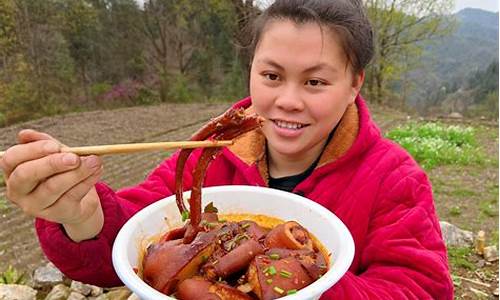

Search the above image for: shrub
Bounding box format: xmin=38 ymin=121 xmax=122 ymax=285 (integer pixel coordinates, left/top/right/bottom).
xmin=167 ymin=74 xmax=201 ymax=103
xmin=91 ymin=82 xmax=112 ymax=99
xmin=93 ymin=79 xmax=159 ymax=107
xmin=386 ymin=122 xmax=485 ymax=169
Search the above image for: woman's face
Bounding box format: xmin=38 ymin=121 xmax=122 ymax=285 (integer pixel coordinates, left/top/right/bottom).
xmin=250 ymin=20 xmax=363 ymax=161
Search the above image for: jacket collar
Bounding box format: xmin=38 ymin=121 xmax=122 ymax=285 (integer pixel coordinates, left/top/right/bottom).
xmin=225 ymin=95 xmax=379 ymax=182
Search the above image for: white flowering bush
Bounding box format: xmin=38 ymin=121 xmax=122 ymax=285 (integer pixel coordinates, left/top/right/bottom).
xmin=386 ymin=122 xmax=484 ymax=169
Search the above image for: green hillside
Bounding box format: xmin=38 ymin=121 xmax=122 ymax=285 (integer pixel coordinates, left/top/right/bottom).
xmin=408 ymin=8 xmax=499 ymax=115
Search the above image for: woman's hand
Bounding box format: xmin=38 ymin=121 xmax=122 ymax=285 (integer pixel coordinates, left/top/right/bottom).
xmin=0 ymin=129 xmax=104 ymax=242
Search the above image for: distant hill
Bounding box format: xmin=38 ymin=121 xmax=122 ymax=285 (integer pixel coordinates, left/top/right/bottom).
xmin=408 ymin=8 xmax=499 ymax=113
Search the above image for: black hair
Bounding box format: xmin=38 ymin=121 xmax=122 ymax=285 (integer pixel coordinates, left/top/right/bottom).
xmin=249 ymin=0 xmax=374 ymax=74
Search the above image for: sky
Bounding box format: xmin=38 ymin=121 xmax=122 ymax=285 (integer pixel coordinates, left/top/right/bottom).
xmin=452 ymin=0 xmax=499 ymax=13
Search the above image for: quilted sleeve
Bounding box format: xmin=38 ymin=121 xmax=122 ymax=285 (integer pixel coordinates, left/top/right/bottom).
xmin=35 ymin=150 xmax=201 ymax=287
xmin=323 ymin=159 xmax=453 ymax=299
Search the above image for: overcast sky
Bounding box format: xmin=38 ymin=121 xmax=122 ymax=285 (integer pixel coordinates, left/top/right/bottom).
xmin=452 ymin=0 xmax=499 ymax=13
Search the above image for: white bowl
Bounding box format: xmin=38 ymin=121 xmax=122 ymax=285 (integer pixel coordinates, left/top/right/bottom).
xmin=112 ymin=185 xmax=354 ymax=300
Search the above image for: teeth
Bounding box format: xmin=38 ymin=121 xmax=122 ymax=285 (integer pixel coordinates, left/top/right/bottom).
xmin=275 ymin=120 xmax=305 ymax=130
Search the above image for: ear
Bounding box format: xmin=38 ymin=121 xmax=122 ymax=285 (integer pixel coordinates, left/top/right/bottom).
xmin=349 ymin=70 xmax=365 ymax=103
xmin=352 ymin=70 xmax=365 ymax=93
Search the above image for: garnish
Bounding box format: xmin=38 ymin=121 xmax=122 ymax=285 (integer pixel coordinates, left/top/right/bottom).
xmin=181 ymin=211 xmax=190 ymax=222
xmin=203 ymin=202 xmax=218 ymax=213
xmin=267 ymin=266 xmax=277 ymax=276
xmin=273 ymin=286 xmax=284 ymax=295
xmin=279 ymin=270 xmax=292 ymax=278
xmin=269 ymin=253 xmax=280 ymax=260
xmin=234 ymin=233 xmax=249 ymax=243
xmin=287 ymin=289 xmax=298 ymax=295
xmin=204 ymin=222 xmax=217 ymax=229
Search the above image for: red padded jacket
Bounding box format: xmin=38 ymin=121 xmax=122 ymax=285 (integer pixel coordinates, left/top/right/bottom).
xmin=36 ymin=95 xmax=453 ymax=299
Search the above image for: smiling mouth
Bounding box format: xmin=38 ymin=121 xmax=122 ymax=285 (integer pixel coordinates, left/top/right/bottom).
xmin=272 ymin=119 xmax=309 ymax=130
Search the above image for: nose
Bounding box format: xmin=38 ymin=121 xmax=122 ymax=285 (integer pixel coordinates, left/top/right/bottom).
xmin=274 ymin=84 xmax=305 ymax=112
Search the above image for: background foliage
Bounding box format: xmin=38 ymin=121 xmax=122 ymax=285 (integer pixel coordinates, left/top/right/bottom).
xmin=0 ymin=0 xmax=497 ymax=126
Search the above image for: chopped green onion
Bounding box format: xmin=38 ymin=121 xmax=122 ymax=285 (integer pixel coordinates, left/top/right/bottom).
xmin=273 ymin=286 xmax=284 ymax=294
xmin=269 ymin=253 xmax=280 ymax=260
xmin=279 ymin=270 xmax=292 ymax=278
xmin=206 ymin=222 xmax=217 ymax=228
xmin=266 ymin=279 xmax=273 ymax=284
xmin=287 ymin=289 xmax=297 ymax=295
xmin=241 ymin=222 xmax=251 ymax=229
xmin=234 ymin=233 xmax=249 ymax=242
xmin=181 ymin=211 xmax=190 ymax=222
xmin=268 ymin=266 xmax=277 ymax=276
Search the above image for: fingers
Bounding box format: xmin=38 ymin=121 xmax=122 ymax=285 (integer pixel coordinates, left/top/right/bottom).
xmin=2 ymin=129 xmax=106 ymax=228
xmin=15 ymin=156 xmax=102 ymax=216
xmin=6 ymin=152 xmax=82 ymax=197
xmin=0 ymin=140 xmax=61 ymax=177
xmin=38 ymin=169 xmax=103 ymax=224
xmin=17 ymin=129 xmax=58 ymax=144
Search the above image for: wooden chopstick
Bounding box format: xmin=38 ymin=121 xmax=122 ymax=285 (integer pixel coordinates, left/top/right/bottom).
xmin=0 ymin=140 xmax=233 ymax=158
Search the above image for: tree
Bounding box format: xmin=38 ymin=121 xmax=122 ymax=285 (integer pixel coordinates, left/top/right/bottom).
xmin=141 ymin=0 xmax=177 ymax=101
xmin=90 ymin=0 xmax=145 ymax=82
xmin=363 ymin=0 xmax=454 ymax=105
xmin=0 ymin=0 xmax=75 ymax=124
xmin=59 ymin=0 xmax=100 ymax=101
xmin=0 ymin=0 xmax=17 ymax=69
xmin=141 ymin=0 xmax=242 ymax=102
xmin=230 ymin=0 xmax=259 ymax=71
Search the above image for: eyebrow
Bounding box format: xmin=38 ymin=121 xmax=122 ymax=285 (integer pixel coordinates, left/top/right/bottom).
xmin=258 ymin=58 xmax=338 ymax=74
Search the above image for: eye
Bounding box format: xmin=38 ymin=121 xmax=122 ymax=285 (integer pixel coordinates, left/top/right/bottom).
xmin=264 ymin=73 xmax=279 ymax=81
xmin=306 ymin=79 xmax=325 ymax=86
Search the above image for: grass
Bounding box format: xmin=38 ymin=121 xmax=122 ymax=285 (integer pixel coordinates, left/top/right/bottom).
xmin=447 ymin=247 xmax=475 ymax=271
xmin=450 ymin=188 xmax=477 ymax=198
xmin=386 ymin=122 xmax=485 ymax=169
xmin=491 ymin=230 xmax=499 ymax=247
xmin=430 ymin=177 xmax=446 ymax=194
xmin=479 ymin=183 xmax=499 ymax=219
xmin=0 ymin=266 xmax=25 ymax=284
xmin=479 ymin=200 xmax=498 ymax=218
xmin=448 ymin=206 xmax=462 ymax=216
xmin=0 ymin=197 xmax=7 ymax=210
xmin=488 ymin=183 xmax=499 ymax=199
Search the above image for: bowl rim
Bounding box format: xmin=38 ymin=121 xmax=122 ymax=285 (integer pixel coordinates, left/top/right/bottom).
xmin=112 ymin=185 xmax=355 ymax=300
